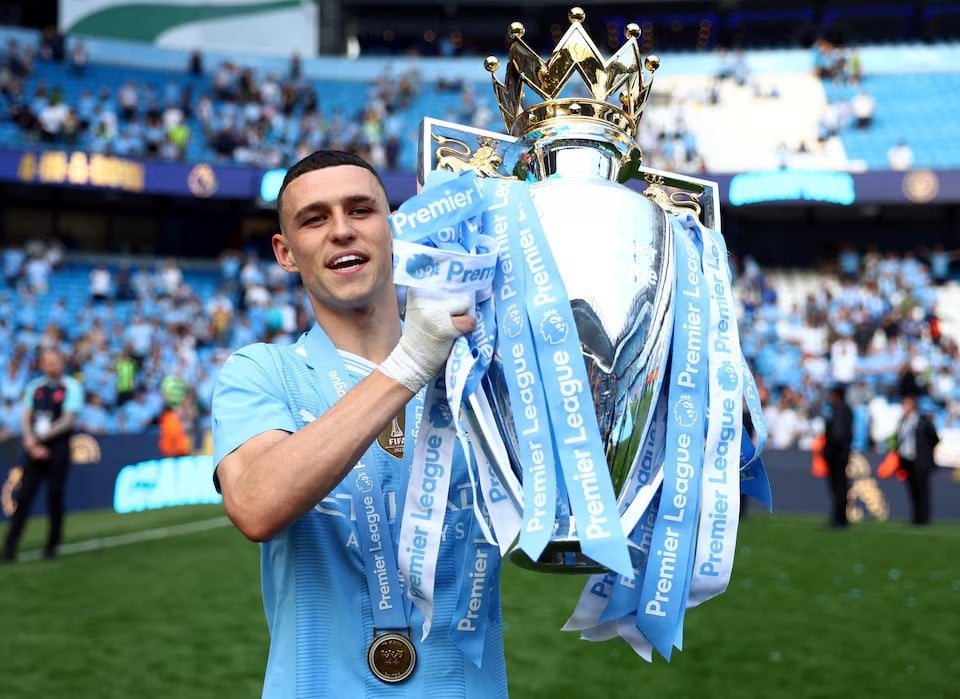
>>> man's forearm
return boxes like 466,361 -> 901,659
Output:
222,370 -> 416,541
39,414 -> 76,442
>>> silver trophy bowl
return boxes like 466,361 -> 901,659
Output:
462,121 -> 676,573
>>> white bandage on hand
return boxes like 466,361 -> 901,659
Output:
378,289 -> 472,393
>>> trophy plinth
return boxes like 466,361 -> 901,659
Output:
509,534 -> 605,574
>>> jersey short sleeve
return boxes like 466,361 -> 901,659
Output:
212,343 -> 298,483
22,377 -> 40,410
63,376 -> 84,414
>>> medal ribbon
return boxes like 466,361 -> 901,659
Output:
289,329 -> 413,634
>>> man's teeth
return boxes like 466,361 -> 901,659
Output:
332,255 -> 364,269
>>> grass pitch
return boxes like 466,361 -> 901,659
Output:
1,507 -> 957,698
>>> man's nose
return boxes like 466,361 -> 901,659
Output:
328,210 -> 356,240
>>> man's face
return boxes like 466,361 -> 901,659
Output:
39,350 -> 63,378
274,165 -> 394,316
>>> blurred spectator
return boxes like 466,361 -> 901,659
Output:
0,396 -> 23,441
927,244 -> 953,285
3,242 -> 25,287
829,330 -> 859,391
115,265 -> 136,301
38,27 -> 66,63
69,39 -> 88,76
851,89 -> 875,129
89,264 -> 112,301
716,49 -> 736,81
188,50 -> 204,76
822,385 -> 853,528
289,52 -> 302,81
894,394 -> 940,525
763,388 -> 809,449
77,392 -> 111,434
118,387 -> 157,433
159,258 -> 183,296
887,140 -> 914,171
22,248 -> 51,294
3,347 -> 84,562
38,89 -> 68,142
115,346 -> 138,406
812,38 -> 841,80
1,351 -> 29,404
847,48 -> 863,84
838,244 -> 860,280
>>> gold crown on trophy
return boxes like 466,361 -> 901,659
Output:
484,7 -> 660,141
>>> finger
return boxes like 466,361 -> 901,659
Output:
407,289 -> 473,318
451,314 -> 477,335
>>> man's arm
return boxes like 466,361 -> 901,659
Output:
20,401 -> 35,449
40,379 -> 83,442
219,291 -> 475,543
38,411 -> 76,442
217,370 -> 414,542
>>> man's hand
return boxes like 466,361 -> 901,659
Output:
27,442 -> 50,460
378,289 -> 476,393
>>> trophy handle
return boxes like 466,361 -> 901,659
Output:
627,165 -> 722,232
418,117 -> 522,189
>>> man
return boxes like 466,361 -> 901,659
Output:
822,385 -> 853,528
3,347 -> 84,561
212,150 -> 507,697
896,394 -> 939,525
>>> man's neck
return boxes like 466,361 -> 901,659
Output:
314,303 -> 400,365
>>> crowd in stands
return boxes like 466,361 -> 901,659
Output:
0,239 -> 312,444
1,30 -> 432,172
811,38 -> 863,86
737,245 -> 960,454
0,238 -> 957,458
1,28 -> 752,176
809,37 -> 881,165
815,87 -> 875,143
809,39 -> 918,172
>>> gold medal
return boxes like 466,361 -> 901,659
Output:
367,631 -> 417,684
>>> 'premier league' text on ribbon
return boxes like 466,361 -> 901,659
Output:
488,178 -> 557,560
514,189 -> 631,576
637,221 -> 709,659
689,221 -> 744,605
390,186 -> 480,238
455,543 -> 490,632
405,428 -> 445,604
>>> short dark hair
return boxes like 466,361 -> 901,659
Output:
276,150 -> 388,221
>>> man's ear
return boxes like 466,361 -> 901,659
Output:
272,232 -> 299,273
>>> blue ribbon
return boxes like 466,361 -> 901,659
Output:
510,184 -> 632,577
303,327 -> 412,631
635,219 -> 710,660
487,178 -> 559,562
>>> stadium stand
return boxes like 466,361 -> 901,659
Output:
2,24 -> 960,173
0,21 -> 958,454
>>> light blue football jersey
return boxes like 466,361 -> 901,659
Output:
213,327 -> 508,699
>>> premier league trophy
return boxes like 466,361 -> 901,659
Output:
405,7 -> 770,660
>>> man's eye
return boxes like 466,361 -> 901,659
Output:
351,207 -> 371,216
303,216 -> 325,225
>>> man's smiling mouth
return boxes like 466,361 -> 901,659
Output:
329,254 -> 367,270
